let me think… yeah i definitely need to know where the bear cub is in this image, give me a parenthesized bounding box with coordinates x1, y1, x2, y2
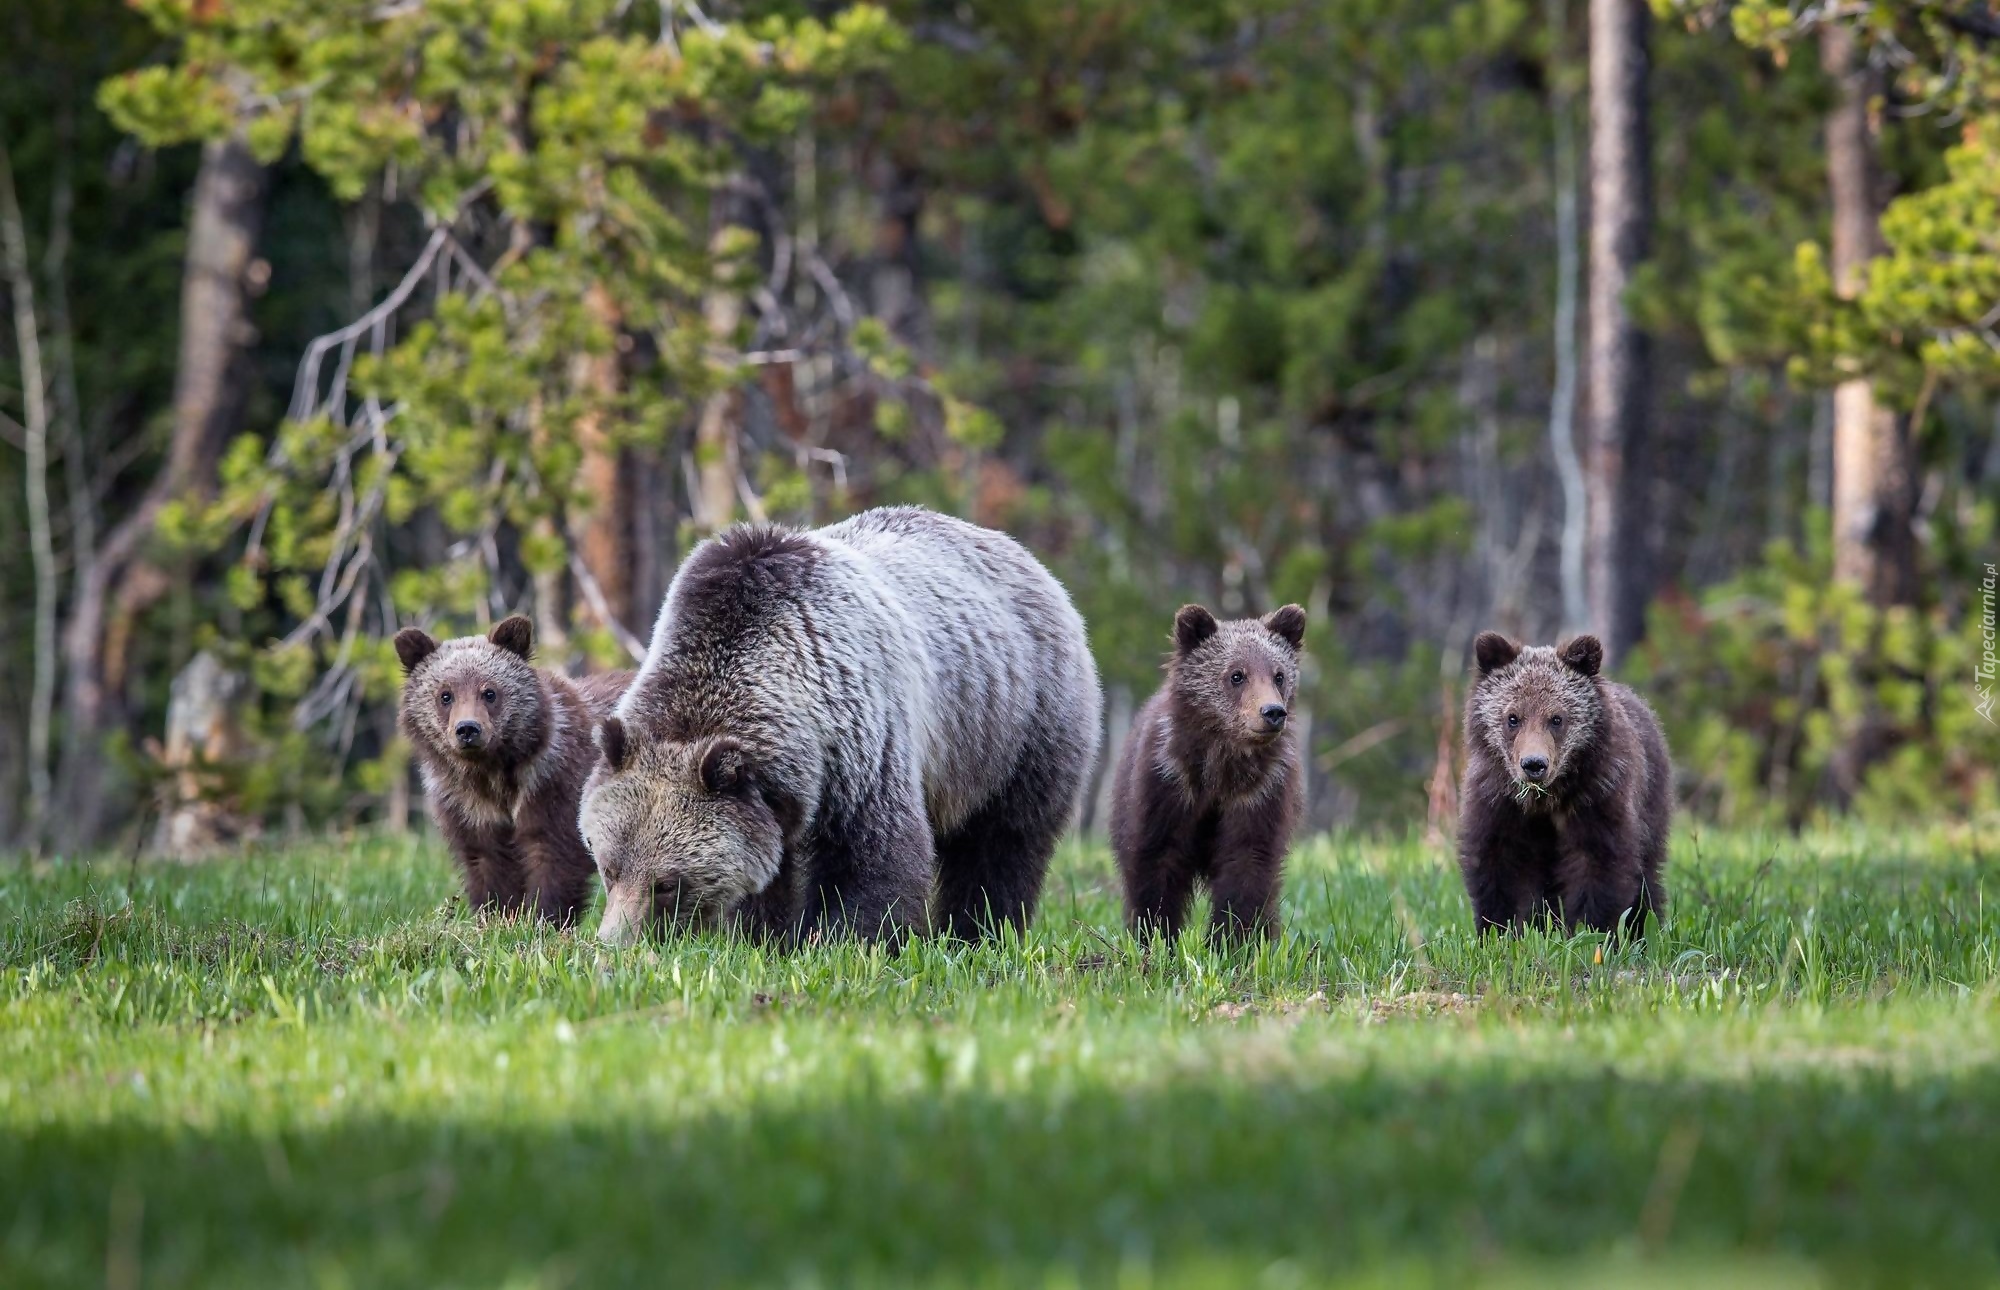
(396, 616, 632, 924)
(1111, 603, 1307, 943)
(1457, 632, 1671, 936)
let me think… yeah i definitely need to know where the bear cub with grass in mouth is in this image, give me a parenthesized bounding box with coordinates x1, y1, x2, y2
(396, 616, 631, 924)
(1111, 603, 1307, 944)
(1457, 632, 1670, 935)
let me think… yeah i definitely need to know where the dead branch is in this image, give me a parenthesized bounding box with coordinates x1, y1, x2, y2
(568, 552, 647, 662)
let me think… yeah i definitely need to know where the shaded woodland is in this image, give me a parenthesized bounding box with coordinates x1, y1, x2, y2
(1, 0, 1996, 854)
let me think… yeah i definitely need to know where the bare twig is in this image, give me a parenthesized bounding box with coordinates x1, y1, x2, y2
(735, 466, 769, 523)
(1317, 720, 1405, 773)
(797, 444, 848, 493)
(288, 227, 455, 425)
(256, 204, 509, 736)
(568, 551, 647, 662)
(805, 249, 859, 333)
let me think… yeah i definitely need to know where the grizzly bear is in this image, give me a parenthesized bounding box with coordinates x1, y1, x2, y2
(1110, 603, 1307, 944)
(1457, 632, 1671, 935)
(579, 506, 1102, 945)
(396, 616, 632, 924)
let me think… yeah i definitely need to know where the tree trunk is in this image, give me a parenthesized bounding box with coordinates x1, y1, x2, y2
(1585, 0, 1652, 663)
(628, 448, 673, 631)
(1085, 685, 1133, 838)
(44, 110, 98, 837)
(1821, 23, 1916, 606)
(57, 132, 267, 841)
(1547, 0, 1588, 634)
(1424, 681, 1458, 848)
(692, 222, 746, 534)
(0, 139, 59, 854)
(148, 650, 254, 860)
(570, 280, 635, 632)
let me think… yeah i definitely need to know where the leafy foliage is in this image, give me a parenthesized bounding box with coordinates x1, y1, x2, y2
(89, 0, 912, 813)
(1631, 516, 2000, 827)
(6, 0, 2000, 840)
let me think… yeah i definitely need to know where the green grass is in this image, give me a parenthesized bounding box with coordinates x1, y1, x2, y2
(3, 825, 1999, 1288)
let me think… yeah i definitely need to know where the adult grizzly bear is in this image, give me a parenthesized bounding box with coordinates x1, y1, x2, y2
(1110, 603, 1306, 943)
(396, 616, 632, 923)
(1457, 632, 1671, 935)
(580, 506, 1102, 945)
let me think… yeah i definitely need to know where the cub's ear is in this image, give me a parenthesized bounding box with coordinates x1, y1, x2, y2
(394, 628, 438, 675)
(697, 736, 751, 795)
(596, 717, 629, 773)
(1263, 604, 1307, 651)
(1473, 631, 1519, 676)
(1174, 604, 1219, 655)
(1559, 634, 1603, 678)
(489, 615, 535, 661)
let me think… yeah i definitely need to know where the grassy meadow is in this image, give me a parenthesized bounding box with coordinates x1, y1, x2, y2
(3, 825, 1999, 1287)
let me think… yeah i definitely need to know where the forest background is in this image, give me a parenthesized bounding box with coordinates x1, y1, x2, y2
(1, 0, 1997, 856)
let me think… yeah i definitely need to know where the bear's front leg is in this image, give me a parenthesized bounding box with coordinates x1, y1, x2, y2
(438, 813, 525, 914)
(1116, 794, 1200, 943)
(514, 821, 593, 926)
(1456, 795, 1550, 934)
(1207, 789, 1297, 945)
(1123, 841, 1198, 943)
(474, 841, 532, 916)
(1553, 813, 1645, 935)
(733, 850, 806, 944)
(802, 779, 936, 943)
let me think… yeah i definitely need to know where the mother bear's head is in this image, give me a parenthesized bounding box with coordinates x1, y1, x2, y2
(578, 718, 791, 944)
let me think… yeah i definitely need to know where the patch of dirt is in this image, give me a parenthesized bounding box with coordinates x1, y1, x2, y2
(1205, 991, 1329, 1023)
(1367, 991, 1477, 1022)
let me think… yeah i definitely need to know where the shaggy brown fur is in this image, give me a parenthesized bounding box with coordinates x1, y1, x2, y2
(1457, 631, 1671, 936)
(581, 508, 1102, 946)
(396, 616, 632, 923)
(1111, 603, 1306, 943)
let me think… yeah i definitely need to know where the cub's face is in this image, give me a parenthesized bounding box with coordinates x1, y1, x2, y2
(1168, 603, 1307, 746)
(395, 616, 541, 763)
(579, 724, 785, 945)
(1470, 632, 1604, 794)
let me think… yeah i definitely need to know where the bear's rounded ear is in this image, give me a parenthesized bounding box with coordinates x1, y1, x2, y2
(1263, 604, 1307, 651)
(394, 628, 439, 675)
(1174, 605, 1219, 655)
(489, 615, 535, 661)
(596, 717, 629, 772)
(698, 736, 751, 795)
(1473, 631, 1519, 676)
(1559, 634, 1603, 678)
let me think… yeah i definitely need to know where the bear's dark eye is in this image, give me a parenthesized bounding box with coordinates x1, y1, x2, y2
(1274, 671, 1285, 687)
(438, 690, 453, 707)
(1506, 713, 1519, 729)
(482, 688, 498, 705)
(1549, 714, 1563, 729)
(1229, 670, 1246, 687)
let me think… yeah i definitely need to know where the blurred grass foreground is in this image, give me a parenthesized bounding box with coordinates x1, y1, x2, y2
(3, 825, 1999, 1286)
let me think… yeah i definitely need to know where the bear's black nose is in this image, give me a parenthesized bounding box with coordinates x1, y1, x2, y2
(1519, 754, 1549, 781)
(1259, 703, 1287, 731)
(455, 720, 485, 749)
